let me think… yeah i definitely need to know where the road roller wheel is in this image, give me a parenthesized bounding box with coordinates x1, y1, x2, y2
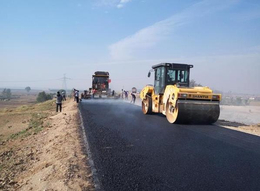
(166, 100, 178, 123)
(142, 97, 152, 114)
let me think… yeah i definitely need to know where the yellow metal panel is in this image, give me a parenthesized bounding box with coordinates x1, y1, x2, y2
(140, 85, 154, 100)
(178, 87, 212, 93)
(152, 94, 160, 112)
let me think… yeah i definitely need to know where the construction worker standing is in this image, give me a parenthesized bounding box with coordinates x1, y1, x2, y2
(56, 91, 63, 112)
(124, 91, 128, 100)
(75, 90, 79, 103)
(121, 89, 124, 99)
(131, 92, 136, 104)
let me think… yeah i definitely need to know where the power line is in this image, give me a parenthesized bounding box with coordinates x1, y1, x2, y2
(0, 79, 59, 83)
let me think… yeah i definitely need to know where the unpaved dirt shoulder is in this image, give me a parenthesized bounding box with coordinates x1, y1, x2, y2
(0, 99, 94, 190)
(217, 120, 260, 137)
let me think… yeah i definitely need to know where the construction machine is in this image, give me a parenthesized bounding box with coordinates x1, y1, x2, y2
(91, 71, 120, 99)
(82, 89, 92, 99)
(92, 71, 111, 98)
(140, 63, 221, 124)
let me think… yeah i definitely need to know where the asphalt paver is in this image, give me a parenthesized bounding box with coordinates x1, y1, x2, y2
(79, 100, 260, 191)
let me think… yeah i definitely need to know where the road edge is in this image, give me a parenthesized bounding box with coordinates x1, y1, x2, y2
(78, 106, 102, 191)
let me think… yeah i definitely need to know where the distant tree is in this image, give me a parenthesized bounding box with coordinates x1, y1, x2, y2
(36, 91, 52, 103)
(235, 97, 242, 106)
(190, 79, 202, 87)
(190, 79, 196, 87)
(230, 97, 234, 105)
(244, 99, 249, 105)
(2, 88, 12, 99)
(25, 86, 31, 93)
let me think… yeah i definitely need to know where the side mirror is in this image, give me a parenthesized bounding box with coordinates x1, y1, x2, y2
(148, 72, 151, 77)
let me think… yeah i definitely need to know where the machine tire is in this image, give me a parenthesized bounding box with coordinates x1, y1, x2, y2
(166, 100, 178, 123)
(142, 96, 152, 114)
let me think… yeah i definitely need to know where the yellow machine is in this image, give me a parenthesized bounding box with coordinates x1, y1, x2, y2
(140, 63, 221, 124)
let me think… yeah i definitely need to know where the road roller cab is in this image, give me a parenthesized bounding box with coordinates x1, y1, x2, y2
(140, 63, 221, 124)
(149, 63, 192, 94)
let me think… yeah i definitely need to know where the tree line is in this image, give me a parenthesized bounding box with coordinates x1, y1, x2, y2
(1, 89, 12, 99)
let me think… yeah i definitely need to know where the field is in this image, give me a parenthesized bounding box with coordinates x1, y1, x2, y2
(0, 90, 39, 110)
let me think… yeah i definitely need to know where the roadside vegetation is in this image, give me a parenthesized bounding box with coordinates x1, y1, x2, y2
(0, 100, 54, 143)
(0, 88, 12, 100)
(36, 91, 53, 103)
(0, 100, 55, 189)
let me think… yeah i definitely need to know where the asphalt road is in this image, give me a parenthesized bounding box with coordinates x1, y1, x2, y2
(79, 100, 260, 191)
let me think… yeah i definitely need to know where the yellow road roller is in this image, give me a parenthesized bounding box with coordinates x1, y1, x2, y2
(140, 63, 221, 124)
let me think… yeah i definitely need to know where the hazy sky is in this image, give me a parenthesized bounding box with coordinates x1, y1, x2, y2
(1, 0, 260, 94)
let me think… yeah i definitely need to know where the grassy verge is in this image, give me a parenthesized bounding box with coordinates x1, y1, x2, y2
(0, 100, 55, 189)
(0, 100, 55, 141)
(7, 112, 48, 140)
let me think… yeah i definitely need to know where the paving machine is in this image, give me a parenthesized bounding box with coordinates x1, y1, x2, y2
(140, 63, 221, 124)
(92, 71, 111, 98)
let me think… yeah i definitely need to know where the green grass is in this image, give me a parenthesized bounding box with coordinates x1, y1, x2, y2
(8, 129, 31, 140)
(2, 99, 55, 141)
(34, 100, 55, 111)
(8, 112, 48, 140)
(15, 100, 55, 112)
(29, 113, 44, 127)
(16, 105, 31, 112)
(34, 126, 43, 134)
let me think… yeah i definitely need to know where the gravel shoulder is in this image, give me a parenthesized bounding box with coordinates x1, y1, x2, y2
(219, 105, 260, 125)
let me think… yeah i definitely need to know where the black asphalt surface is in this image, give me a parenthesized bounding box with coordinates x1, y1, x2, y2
(79, 100, 260, 191)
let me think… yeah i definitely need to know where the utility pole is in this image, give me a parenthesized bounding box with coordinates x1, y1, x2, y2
(61, 74, 71, 91)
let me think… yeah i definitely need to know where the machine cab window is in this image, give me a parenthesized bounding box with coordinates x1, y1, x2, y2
(177, 70, 188, 83)
(154, 67, 165, 94)
(166, 68, 188, 85)
(166, 69, 176, 83)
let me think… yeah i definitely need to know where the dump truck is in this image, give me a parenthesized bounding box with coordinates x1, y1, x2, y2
(140, 63, 221, 124)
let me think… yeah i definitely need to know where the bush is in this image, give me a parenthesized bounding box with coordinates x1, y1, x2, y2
(2, 88, 12, 99)
(36, 91, 52, 103)
(25, 86, 31, 93)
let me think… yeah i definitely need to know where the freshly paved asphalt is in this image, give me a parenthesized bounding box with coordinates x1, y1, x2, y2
(79, 100, 260, 191)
